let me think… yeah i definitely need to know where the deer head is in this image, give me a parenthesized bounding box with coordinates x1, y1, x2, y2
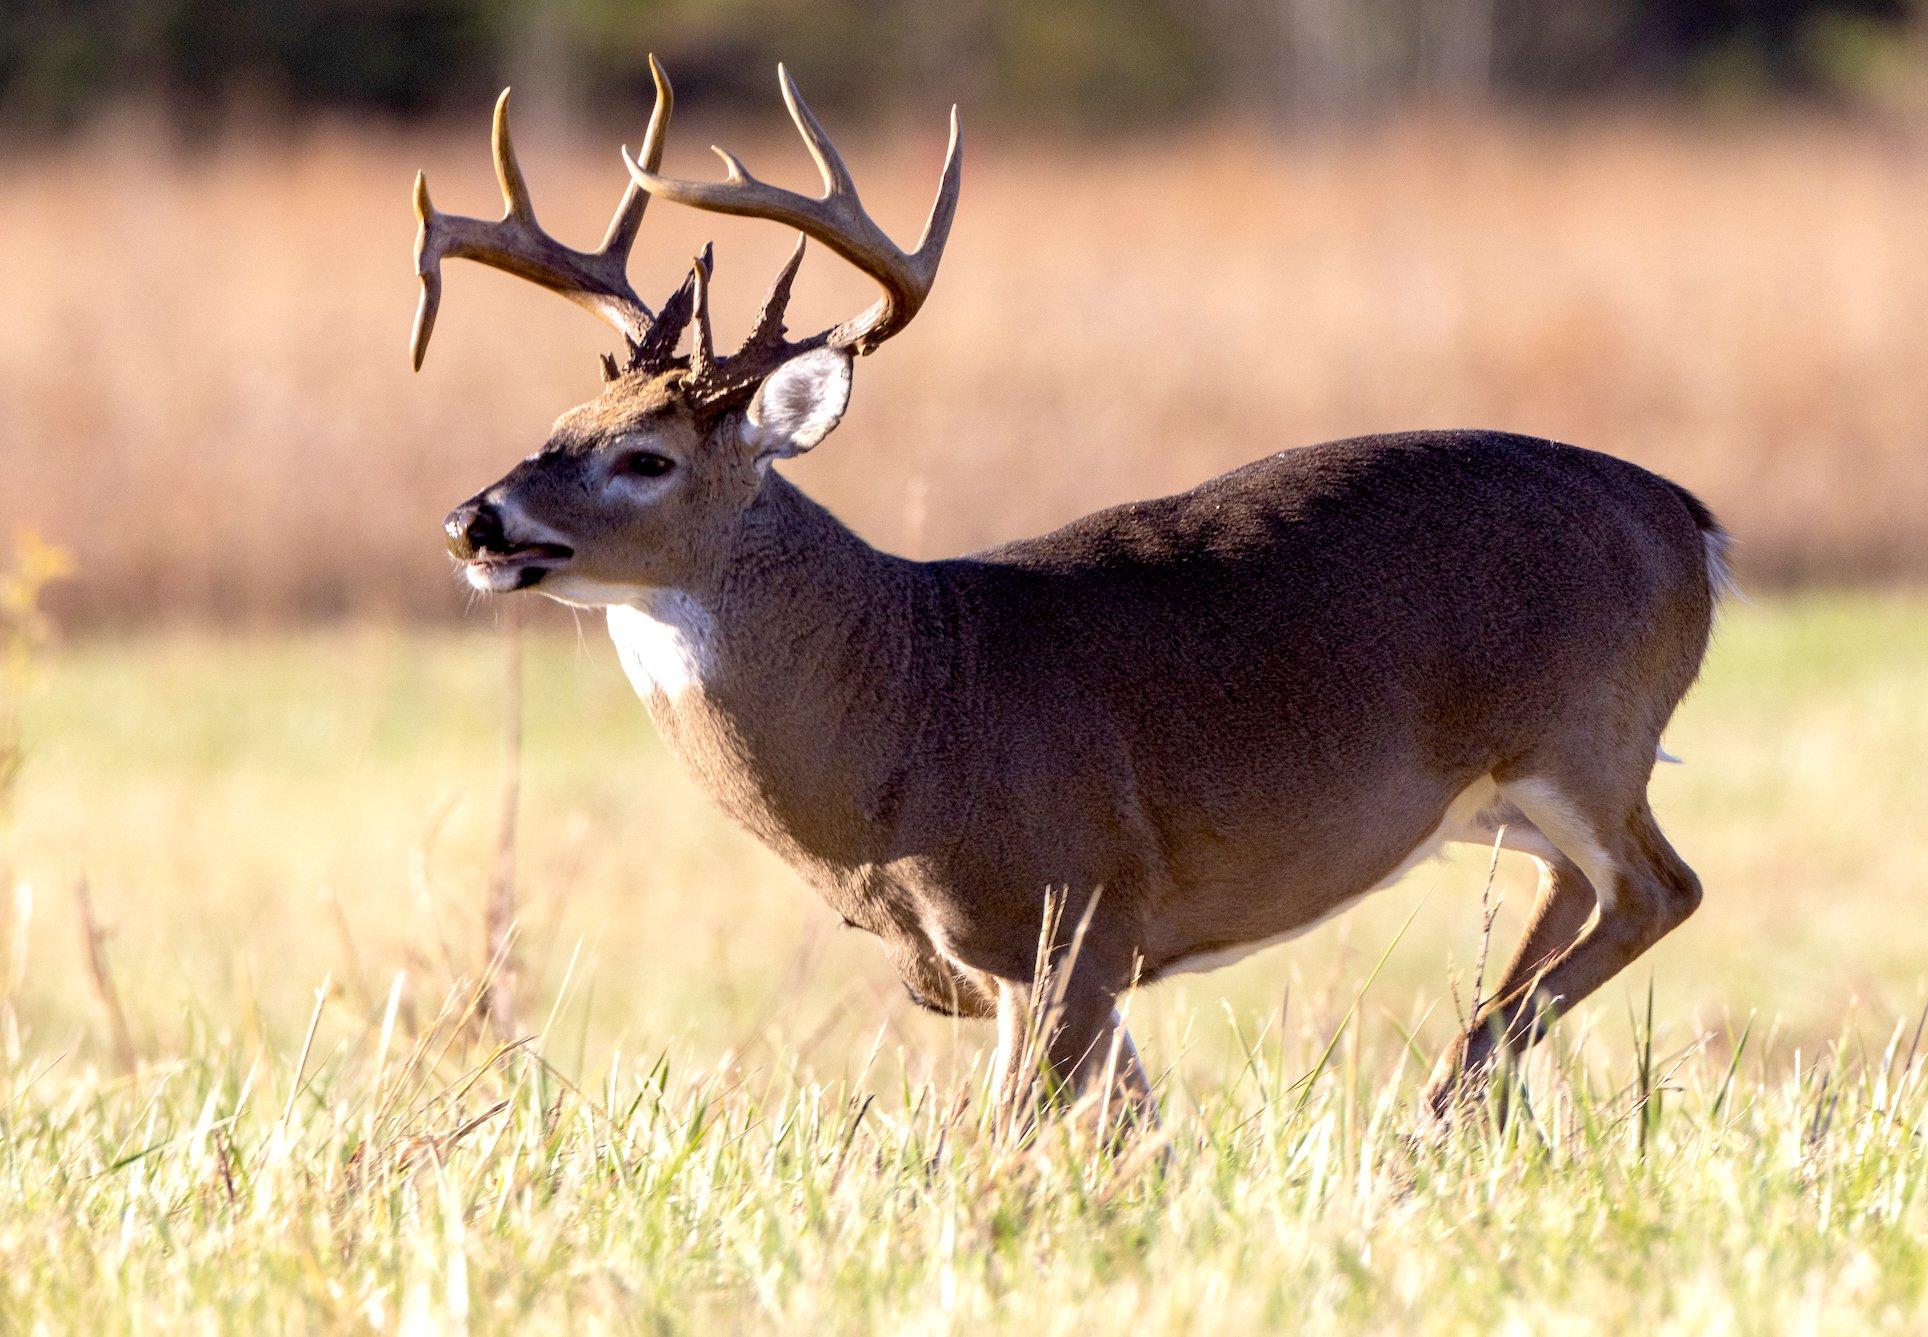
(421, 58, 961, 606)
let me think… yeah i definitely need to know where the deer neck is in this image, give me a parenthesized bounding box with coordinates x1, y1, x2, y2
(606, 471, 942, 867)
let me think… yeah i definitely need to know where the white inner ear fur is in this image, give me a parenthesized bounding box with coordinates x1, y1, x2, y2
(745, 348, 853, 461)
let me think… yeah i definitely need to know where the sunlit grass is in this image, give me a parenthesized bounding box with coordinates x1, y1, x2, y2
(2, 592, 1926, 1327)
(4, 974, 1928, 1330)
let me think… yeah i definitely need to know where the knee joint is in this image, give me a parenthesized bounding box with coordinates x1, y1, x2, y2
(1612, 862, 1701, 936)
(1660, 863, 1702, 925)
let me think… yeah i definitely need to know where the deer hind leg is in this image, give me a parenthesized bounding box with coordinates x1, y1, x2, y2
(1425, 843, 1597, 1115)
(1426, 776, 1702, 1119)
(1451, 799, 1600, 982)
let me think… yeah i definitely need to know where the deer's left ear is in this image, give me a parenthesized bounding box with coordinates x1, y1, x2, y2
(743, 348, 853, 461)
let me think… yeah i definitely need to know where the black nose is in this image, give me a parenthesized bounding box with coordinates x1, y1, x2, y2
(444, 501, 505, 560)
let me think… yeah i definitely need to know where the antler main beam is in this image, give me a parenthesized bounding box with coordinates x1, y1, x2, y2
(621, 64, 962, 356)
(411, 55, 675, 370)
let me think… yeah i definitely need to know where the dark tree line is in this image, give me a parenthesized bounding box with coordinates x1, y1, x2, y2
(0, 0, 1919, 132)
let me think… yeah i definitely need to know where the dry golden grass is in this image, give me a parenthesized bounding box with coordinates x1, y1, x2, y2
(3, 110, 1926, 625)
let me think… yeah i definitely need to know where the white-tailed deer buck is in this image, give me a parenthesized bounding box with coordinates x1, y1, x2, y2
(414, 58, 1726, 1125)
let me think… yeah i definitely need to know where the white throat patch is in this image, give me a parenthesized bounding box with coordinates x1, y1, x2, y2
(607, 594, 716, 700)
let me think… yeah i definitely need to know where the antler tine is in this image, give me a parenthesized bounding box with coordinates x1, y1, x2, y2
(412, 66, 676, 371)
(742, 233, 807, 355)
(777, 63, 858, 201)
(625, 243, 708, 373)
(410, 172, 446, 369)
(621, 66, 963, 356)
(687, 248, 719, 384)
(490, 87, 536, 221)
(597, 54, 673, 258)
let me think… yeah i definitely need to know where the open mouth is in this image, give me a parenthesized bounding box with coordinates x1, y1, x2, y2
(463, 542, 574, 591)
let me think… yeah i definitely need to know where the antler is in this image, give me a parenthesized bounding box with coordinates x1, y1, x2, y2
(409, 57, 965, 416)
(410, 55, 676, 370)
(673, 234, 808, 411)
(621, 64, 962, 359)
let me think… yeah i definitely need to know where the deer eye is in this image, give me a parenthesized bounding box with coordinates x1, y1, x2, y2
(621, 451, 675, 478)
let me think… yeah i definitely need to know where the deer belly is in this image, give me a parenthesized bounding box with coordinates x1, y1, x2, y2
(1158, 774, 1503, 979)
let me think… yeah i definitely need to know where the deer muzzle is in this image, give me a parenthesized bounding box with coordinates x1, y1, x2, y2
(444, 500, 573, 591)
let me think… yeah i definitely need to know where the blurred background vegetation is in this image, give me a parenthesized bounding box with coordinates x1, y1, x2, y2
(4, 0, 1927, 135)
(3, 1, 1926, 625)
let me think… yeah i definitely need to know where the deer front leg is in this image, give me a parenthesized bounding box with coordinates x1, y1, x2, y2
(990, 973, 1156, 1140)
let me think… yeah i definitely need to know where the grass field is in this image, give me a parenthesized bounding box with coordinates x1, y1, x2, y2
(0, 593, 1925, 1328)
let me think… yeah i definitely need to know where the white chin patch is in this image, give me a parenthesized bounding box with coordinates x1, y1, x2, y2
(537, 572, 653, 608)
(464, 561, 535, 594)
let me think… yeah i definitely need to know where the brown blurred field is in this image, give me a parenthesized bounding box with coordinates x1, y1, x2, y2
(3, 110, 1925, 627)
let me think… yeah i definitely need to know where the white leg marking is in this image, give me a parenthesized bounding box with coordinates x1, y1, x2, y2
(1497, 777, 1618, 910)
